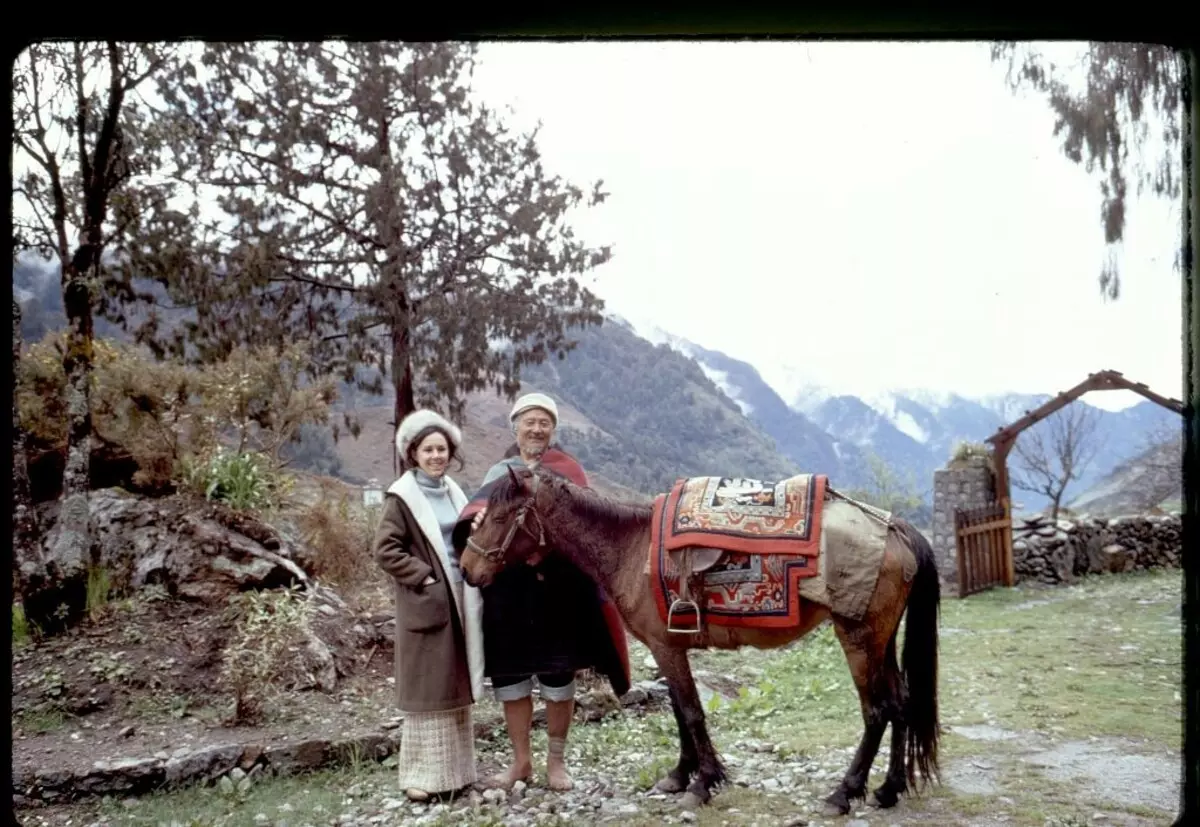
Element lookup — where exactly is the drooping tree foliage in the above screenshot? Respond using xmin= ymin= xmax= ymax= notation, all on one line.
xmin=990 ymin=42 xmax=1185 ymax=300
xmin=122 ymin=41 xmax=610 ymax=465
xmin=12 ymin=41 xmax=177 ymax=629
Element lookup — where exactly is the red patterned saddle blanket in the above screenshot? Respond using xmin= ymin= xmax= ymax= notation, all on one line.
xmin=648 ymin=474 xmax=827 ymax=630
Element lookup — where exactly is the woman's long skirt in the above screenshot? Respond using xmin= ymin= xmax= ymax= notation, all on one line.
xmin=396 ymin=705 xmax=477 ymax=794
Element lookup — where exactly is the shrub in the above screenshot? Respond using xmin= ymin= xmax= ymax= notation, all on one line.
xmin=16 ymin=335 xmax=337 ymax=496
xmin=179 ymin=448 xmax=292 ymax=512
xmin=17 ymin=333 xmax=208 ymax=491
xmin=219 ymin=585 xmax=313 ymax=726
xmin=949 ymin=441 xmax=994 ymax=468
xmin=295 ymin=480 xmax=377 ymax=592
xmin=842 ymin=451 xmax=929 ymax=524
xmin=12 ymin=603 xmax=33 ymax=647
xmin=194 ymin=342 xmax=337 ymax=470
xmin=85 ymin=565 xmax=113 ymax=621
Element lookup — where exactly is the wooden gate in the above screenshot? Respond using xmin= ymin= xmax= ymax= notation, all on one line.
xmin=954 ymin=500 xmax=1014 ymax=597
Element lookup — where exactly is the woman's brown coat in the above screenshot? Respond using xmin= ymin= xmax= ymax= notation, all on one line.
xmin=373 ymin=490 xmax=474 ymax=713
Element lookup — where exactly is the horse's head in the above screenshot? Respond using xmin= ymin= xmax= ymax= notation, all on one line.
xmin=460 ymin=465 xmax=549 ymax=588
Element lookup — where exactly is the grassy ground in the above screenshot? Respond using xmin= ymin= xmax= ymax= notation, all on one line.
xmin=19 ymin=569 xmax=1183 ymax=827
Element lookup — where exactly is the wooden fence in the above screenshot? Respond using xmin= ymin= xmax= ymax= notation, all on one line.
xmin=954 ymin=500 xmax=1014 ymax=597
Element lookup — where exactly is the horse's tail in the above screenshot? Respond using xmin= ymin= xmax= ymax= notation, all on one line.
xmin=894 ymin=517 xmax=941 ymax=791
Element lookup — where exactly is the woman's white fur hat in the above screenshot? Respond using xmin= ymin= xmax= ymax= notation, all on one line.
xmin=509 ymin=392 xmax=559 ymax=426
xmin=396 ymin=409 xmax=462 ymax=458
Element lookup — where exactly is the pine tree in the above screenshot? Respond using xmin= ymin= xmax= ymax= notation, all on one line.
xmin=126 ymin=42 xmax=611 ymax=467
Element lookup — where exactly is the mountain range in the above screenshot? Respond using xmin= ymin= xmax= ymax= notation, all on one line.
xmin=604 ymin=313 xmax=1179 ymax=515
xmin=13 ymin=258 xmax=1180 ymax=517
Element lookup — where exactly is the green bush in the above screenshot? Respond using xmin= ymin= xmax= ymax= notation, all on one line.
xmin=219 ymin=585 xmax=313 ymax=725
xmin=181 ymin=448 xmax=290 ymax=511
xmin=16 ymin=335 xmax=336 ymax=495
xmin=12 ymin=603 xmax=33 ymax=647
xmin=950 ymin=440 xmax=993 ymax=466
xmin=295 ymin=481 xmax=375 ymax=591
xmin=85 ymin=565 xmax=113 ymax=621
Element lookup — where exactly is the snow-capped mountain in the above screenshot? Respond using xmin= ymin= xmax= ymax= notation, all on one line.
xmin=606 ymin=312 xmax=1179 ymax=511
xmin=606 ymin=312 xmax=864 ymax=483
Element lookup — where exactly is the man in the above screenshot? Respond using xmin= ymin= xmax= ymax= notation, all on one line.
xmin=453 ymin=392 xmax=630 ymax=791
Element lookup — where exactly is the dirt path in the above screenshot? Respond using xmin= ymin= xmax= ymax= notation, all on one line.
xmin=945 ymin=724 xmax=1180 ymax=818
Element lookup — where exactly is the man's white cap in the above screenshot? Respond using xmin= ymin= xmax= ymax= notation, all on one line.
xmin=509 ymin=392 xmax=559 ymax=426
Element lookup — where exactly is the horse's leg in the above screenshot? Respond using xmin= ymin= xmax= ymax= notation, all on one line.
xmin=870 ymin=633 xmax=909 ymax=808
xmin=872 ymin=524 xmax=943 ymax=807
xmin=648 ymin=641 xmax=727 ymax=806
xmin=652 ymin=682 xmax=699 ymax=794
xmin=822 ymin=618 xmax=897 ymax=816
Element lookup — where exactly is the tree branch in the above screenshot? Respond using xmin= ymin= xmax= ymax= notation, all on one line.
xmin=271 ymin=270 xmax=360 ymax=293
xmin=23 ymin=49 xmax=72 ymax=264
xmin=74 ymin=43 xmax=94 ymax=209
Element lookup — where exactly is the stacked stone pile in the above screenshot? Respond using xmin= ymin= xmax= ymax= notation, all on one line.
xmin=1012 ymin=513 xmax=1182 ymax=585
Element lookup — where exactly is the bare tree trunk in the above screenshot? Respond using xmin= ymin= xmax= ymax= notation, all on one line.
xmin=375 ymin=108 xmax=416 ymax=475
xmin=62 ymin=286 xmax=96 ymax=460
xmin=29 ymin=256 xmax=100 ymax=634
xmin=12 ymin=299 xmax=47 ymax=604
xmin=31 ymin=42 xmax=128 ymax=632
xmin=390 ymin=321 xmax=416 ymax=474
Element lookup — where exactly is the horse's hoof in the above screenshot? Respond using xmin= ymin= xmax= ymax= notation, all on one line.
xmin=679 ymin=791 xmax=706 ymax=809
xmin=654 ymin=776 xmax=686 ymax=794
xmin=822 ymin=796 xmax=851 ymax=817
xmin=871 ymin=786 xmax=900 ymax=809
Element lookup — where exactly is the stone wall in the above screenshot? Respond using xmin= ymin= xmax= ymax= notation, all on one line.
xmin=1012 ymin=513 xmax=1182 ymax=585
xmin=931 ymin=462 xmax=996 ymax=583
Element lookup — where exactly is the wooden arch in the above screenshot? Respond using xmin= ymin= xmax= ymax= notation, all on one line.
xmin=984 ymin=369 xmax=1184 ymax=509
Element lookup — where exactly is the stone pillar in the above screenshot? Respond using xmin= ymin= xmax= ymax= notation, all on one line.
xmin=931 ymin=463 xmax=996 ymax=584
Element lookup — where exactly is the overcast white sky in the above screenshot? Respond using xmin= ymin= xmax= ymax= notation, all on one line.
xmin=13 ymin=41 xmax=1183 ymax=413
xmin=469 ymin=40 xmax=1183 ymax=411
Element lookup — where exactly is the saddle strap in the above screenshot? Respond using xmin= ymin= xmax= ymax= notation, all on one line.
xmin=678 ymin=551 xmax=694 ymax=604
xmin=827 ymin=487 xmax=892 ymax=526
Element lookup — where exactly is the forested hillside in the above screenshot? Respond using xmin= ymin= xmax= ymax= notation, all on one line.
xmin=513 ymin=321 xmax=801 ymax=493
xmin=16 ymin=261 xmax=800 ymax=498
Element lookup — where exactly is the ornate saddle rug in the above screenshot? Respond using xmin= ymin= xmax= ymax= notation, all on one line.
xmin=648 ymin=474 xmax=827 ymax=630
xmin=657 ymin=474 xmax=827 ymax=555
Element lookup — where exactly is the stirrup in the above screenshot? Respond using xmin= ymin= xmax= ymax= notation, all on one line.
xmin=667 ymin=598 xmax=701 ymax=634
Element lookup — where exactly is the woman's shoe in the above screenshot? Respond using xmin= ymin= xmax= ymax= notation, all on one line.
xmin=405 ymin=787 xmax=431 ymax=802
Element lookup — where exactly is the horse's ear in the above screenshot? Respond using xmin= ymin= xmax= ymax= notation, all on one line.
xmin=508 ymin=465 xmax=536 ymax=493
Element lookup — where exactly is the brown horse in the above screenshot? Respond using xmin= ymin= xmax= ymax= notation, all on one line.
xmin=459 ymin=466 xmax=941 ymax=816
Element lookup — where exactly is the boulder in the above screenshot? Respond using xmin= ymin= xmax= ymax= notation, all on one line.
xmin=34 ymin=488 xmax=313 ymax=607
xmin=1100 ymin=543 xmax=1132 ymax=574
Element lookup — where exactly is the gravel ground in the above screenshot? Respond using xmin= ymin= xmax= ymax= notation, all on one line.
xmin=16 ymin=570 xmax=1184 ymax=827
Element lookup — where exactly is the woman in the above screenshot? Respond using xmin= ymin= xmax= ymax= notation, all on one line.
xmin=373 ymin=409 xmax=484 ymax=802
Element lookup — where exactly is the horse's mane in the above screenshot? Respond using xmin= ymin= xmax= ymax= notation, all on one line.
xmin=487 ymin=467 xmax=654 ymax=528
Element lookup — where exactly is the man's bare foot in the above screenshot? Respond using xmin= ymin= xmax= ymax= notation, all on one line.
xmin=547 ymin=758 xmax=574 ymax=791
xmin=486 ymin=761 xmax=532 ymax=790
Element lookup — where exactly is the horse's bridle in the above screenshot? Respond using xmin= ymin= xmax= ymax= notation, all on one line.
xmin=464 ymin=475 xmax=546 ymax=564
